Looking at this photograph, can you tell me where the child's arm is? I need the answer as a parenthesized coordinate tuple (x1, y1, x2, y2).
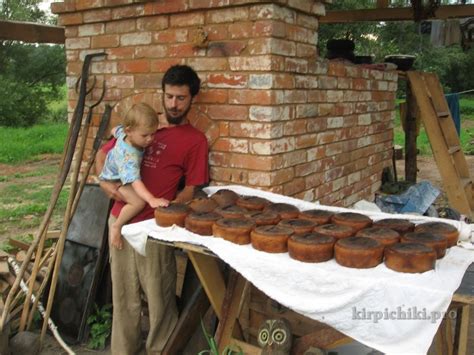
(131, 180, 169, 208)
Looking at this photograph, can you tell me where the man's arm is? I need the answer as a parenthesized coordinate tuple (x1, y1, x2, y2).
(173, 185, 195, 203)
(96, 149, 125, 202)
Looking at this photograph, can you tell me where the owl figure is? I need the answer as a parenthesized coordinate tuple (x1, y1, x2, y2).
(257, 318, 292, 355)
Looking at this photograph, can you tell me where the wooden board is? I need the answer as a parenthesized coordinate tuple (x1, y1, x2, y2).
(320, 5, 474, 23)
(0, 20, 64, 44)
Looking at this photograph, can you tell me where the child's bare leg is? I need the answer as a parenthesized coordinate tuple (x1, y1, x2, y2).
(110, 184, 146, 250)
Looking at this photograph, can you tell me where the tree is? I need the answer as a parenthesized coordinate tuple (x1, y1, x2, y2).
(0, 0, 66, 126)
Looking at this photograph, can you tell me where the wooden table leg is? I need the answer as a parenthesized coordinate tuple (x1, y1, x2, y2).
(434, 317, 453, 355)
(454, 304, 470, 355)
(215, 271, 261, 353)
(187, 251, 226, 319)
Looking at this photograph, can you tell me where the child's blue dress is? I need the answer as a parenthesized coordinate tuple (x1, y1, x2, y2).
(99, 125, 143, 184)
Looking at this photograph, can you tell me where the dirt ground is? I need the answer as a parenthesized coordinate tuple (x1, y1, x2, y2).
(2, 153, 473, 354)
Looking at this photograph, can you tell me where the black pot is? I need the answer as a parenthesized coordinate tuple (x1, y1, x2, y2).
(326, 39, 355, 52)
(384, 55, 416, 71)
(354, 55, 374, 64)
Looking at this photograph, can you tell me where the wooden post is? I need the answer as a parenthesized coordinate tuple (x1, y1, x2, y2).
(405, 81, 418, 182)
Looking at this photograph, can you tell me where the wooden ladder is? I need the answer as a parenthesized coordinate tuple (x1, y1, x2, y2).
(406, 71, 474, 219)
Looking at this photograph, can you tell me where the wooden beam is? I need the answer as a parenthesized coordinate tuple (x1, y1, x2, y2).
(0, 20, 64, 44)
(320, 5, 474, 23)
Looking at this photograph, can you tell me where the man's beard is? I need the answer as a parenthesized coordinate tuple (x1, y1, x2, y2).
(165, 104, 191, 125)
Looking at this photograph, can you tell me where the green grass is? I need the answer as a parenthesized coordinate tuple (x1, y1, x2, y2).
(460, 96, 474, 116)
(0, 119, 70, 249)
(394, 97, 474, 155)
(0, 122, 68, 164)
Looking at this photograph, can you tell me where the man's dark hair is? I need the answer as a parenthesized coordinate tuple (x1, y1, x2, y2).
(162, 65, 201, 97)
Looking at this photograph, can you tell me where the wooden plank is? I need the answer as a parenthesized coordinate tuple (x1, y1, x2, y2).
(186, 251, 225, 319)
(162, 285, 210, 354)
(0, 250, 9, 261)
(320, 5, 474, 23)
(0, 20, 64, 44)
(453, 305, 470, 355)
(407, 71, 473, 217)
(0, 262, 9, 275)
(215, 271, 246, 351)
(8, 238, 30, 251)
(0, 19, 64, 44)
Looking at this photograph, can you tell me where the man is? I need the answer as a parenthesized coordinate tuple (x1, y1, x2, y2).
(96, 65, 209, 354)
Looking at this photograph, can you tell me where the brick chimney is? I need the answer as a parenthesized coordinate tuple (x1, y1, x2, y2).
(52, 0, 397, 206)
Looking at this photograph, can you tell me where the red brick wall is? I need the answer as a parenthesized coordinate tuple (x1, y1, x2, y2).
(53, 0, 397, 207)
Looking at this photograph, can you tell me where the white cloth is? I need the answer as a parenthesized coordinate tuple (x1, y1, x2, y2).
(122, 185, 474, 355)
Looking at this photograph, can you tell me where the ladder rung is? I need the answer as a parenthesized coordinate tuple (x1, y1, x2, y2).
(436, 111, 450, 118)
(461, 178, 472, 189)
(448, 145, 461, 154)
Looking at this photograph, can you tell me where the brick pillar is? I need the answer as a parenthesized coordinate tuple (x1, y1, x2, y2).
(53, 0, 397, 206)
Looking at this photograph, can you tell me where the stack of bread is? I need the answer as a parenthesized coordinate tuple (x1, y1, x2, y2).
(153, 190, 459, 273)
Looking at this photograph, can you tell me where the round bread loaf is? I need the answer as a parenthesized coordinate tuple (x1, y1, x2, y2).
(299, 209, 334, 225)
(401, 232, 447, 259)
(250, 225, 293, 253)
(154, 203, 190, 227)
(414, 222, 459, 247)
(210, 189, 239, 207)
(331, 212, 372, 232)
(188, 197, 218, 213)
(184, 211, 221, 236)
(246, 211, 280, 226)
(373, 218, 415, 235)
(215, 205, 248, 219)
(356, 227, 400, 247)
(313, 223, 354, 240)
(278, 218, 317, 234)
(236, 196, 270, 211)
(334, 237, 384, 268)
(288, 232, 335, 263)
(384, 242, 437, 273)
(212, 218, 255, 245)
(264, 203, 300, 219)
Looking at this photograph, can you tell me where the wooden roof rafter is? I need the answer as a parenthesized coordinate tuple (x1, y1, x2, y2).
(320, 4, 474, 23)
(0, 20, 65, 44)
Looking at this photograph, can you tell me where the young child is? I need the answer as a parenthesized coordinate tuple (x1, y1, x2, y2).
(100, 103, 169, 249)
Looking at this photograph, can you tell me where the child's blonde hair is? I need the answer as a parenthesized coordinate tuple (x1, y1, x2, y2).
(123, 103, 158, 130)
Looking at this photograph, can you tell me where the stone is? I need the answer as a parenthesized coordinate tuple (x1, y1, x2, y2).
(10, 331, 40, 355)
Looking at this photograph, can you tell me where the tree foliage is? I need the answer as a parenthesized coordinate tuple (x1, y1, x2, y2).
(0, 0, 66, 127)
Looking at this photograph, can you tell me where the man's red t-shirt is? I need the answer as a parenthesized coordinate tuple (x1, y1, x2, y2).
(102, 123, 209, 223)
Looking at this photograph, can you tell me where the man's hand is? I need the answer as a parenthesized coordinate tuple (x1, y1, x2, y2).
(99, 180, 125, 202)
(173, 185, 196, 203)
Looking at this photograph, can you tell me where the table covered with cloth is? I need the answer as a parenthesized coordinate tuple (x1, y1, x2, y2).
(122, 185, 474, 355)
